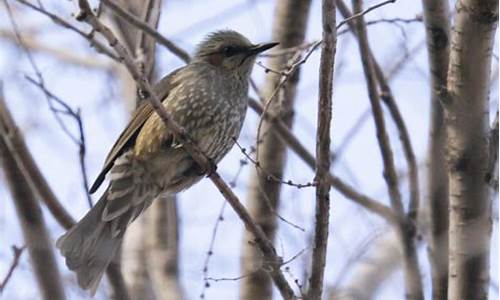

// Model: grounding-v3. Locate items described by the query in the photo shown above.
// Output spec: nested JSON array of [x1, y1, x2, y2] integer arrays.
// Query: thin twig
[[0, 245, 25, 293], [101, 0, 190, 63], [0, 84, 65, 299], [248, 98, 397, 223], [255, 41, 321, 162], [24, 76, 93, 207], [4, 0, 93, 208], [200, 201, 226, 299], [233, 138, 315, 189], [13, 0, 120, 61], [0, 80, 130, 298], [337, 0, 396, 29]]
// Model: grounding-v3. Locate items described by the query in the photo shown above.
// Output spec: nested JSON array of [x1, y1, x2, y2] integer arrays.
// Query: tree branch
[[307, 0, 336, 299], [74, 1, 296, 298], [241, 1, 312, 298], [350, 0, 423, 299], [13, 0, 120, 61], [0, 86, 66, 300], [0, 245, 25, 294], [101, 0, 190, 63], [337, 0, 420, 222], [248, 98, 397, 223]]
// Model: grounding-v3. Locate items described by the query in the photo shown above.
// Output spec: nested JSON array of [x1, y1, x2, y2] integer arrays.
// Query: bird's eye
[[222, 46, 238, 57]]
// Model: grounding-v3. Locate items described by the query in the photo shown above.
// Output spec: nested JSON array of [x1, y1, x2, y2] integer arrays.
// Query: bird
[[56, 30, 278, 295]]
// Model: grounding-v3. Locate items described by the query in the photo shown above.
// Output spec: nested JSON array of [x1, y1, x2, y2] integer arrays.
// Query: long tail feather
[[56, 193, 123, 296]]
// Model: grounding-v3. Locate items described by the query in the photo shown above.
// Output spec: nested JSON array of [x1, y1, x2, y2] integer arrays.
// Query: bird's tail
[[56, 192, 122, 296]]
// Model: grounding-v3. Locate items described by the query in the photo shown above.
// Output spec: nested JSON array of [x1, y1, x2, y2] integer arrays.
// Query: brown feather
[[89, 67, 184, 194]]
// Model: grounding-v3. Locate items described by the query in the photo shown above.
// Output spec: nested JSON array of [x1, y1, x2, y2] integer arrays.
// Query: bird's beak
[[247, 42, 279, 56]]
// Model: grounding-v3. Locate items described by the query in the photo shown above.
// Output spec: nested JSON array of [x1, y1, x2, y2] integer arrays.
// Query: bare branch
[[0, 87, 66, 300], [24, 76, 93, 208], [101, 0, 190, 63], [337, 0, 420, 223], [241, 2, 312, 298], [307, 0, 336, 299], [0, 245, 25, 293], [200, 201, 226, 299], [337, 0, 396, 29], [13, 0, 120, 61], [350, 0, 423, 298], [248, 98, 397, 223], [233, 138, 316, 189], [0, 79, 130, 298]]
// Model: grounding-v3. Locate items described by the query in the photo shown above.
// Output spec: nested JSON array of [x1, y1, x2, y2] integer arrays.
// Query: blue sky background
[[0, 0, 498, 299]]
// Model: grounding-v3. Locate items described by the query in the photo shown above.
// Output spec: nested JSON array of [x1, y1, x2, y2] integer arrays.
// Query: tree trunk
[[445, 1, 498, 299], [240, 1, 311, 299], [421, 0, 451, 299]]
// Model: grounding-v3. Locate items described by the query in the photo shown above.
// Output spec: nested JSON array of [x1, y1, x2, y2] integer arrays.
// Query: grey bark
[[421, 0, 451, 299], [240, 1, 311, 299], [445, 1, 498, 299]]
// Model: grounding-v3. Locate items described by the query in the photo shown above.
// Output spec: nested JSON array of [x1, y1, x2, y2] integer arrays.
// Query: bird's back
[[134, 62, 249, 164]]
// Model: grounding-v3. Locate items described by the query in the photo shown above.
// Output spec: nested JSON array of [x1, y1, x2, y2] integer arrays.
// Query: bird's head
[[194, 30, 278, 78]]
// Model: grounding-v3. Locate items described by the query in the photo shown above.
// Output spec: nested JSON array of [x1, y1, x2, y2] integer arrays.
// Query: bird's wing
[[89, 67, 184, 194]]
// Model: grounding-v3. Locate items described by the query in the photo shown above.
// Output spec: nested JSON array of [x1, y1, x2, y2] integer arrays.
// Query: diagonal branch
[[0, 86, 66, 300], [0, 245, 25, 293], [17, 0, 397, 225], [13, 0, 120, 61], [337, 0, 420, 221], [350, 0, 423, 299], [101, 0, 190, 63], [74, 1, 296, 298]]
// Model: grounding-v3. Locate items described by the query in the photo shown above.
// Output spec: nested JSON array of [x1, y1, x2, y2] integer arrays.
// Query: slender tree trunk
[[0, 90, 66, 300], [307, 0, 336, 298], [445, 1, 498, 299], [239, 1, 311, 299], [421, 1, 451, 299]]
